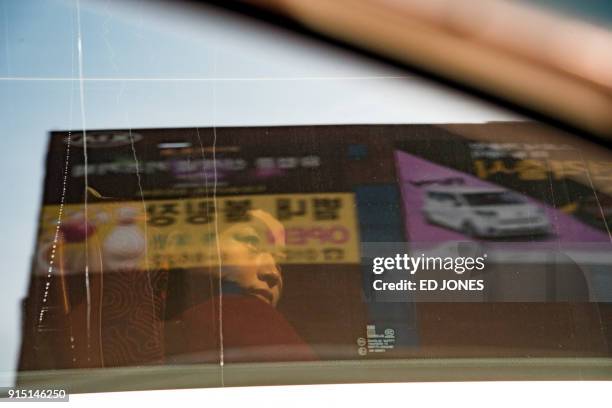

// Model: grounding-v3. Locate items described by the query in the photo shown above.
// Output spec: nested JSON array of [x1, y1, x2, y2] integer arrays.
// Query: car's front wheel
[[461, 221, 478, 237]]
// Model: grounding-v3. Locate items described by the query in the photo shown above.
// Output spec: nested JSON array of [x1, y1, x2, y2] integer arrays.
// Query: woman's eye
[[234, 234, 261, 247]]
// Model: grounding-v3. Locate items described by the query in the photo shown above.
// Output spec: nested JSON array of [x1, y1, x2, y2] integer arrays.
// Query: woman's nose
[[257, 253, 282, 288]]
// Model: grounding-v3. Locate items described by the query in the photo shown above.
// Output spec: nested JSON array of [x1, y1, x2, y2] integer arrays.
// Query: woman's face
[[217, 218, 285, 307]]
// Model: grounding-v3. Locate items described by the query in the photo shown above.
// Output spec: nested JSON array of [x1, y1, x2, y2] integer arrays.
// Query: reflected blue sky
[[529, 0, 612, 27]]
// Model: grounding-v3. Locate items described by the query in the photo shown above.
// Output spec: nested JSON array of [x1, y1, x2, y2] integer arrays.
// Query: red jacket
[[178, 294, 318, 363]]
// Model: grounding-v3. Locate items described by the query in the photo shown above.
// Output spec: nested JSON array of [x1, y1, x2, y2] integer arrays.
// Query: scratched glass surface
[[1, 0, 611, 393]]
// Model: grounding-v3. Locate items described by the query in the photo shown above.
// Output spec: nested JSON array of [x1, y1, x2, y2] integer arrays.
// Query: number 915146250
[[4, 388, 68, 401]]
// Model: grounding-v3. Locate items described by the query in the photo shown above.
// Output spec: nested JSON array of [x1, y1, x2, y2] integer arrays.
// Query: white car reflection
[[422, 186, 550, 238]]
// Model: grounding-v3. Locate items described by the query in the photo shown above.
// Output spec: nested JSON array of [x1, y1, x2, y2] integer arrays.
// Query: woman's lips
[[247, 288, 273, 305]]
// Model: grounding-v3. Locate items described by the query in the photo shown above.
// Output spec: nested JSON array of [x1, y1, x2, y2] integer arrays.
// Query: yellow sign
[[38, 193, 360, 270]]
